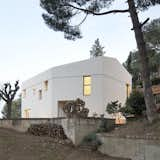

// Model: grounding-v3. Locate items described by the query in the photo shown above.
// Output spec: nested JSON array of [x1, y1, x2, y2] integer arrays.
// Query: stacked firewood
[[28, 123, 67, 140]]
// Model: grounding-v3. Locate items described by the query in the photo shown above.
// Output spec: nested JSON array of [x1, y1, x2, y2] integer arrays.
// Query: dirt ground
[[106, 118, 160, 137], [0, 128, 128, 160]]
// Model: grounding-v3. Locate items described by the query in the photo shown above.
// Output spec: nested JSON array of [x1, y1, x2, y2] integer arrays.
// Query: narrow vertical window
[[38, 89, 42, 100], [155, 94, 160, 104], [126, 83, 131, 98], [24, 108, 30, 118], [33, 88, 36, 95], [83, 76, 91, 96], [44, 80, 48, 91], [23, 89, 26, 98]]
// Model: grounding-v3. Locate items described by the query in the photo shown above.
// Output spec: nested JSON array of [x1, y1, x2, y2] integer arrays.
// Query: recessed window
[[33, 88, 36, 95], [38, 89, 42, 100], [155, 94, 160, 104], [83, 76, 91, 96], [44, 80, 48, 91], [24, 108, 31, 118], [126, 83, 131, 98], [22, 89, 26, 98]]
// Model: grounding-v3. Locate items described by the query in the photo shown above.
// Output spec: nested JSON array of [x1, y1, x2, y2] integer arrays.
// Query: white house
[[21, 56, 132, 118]]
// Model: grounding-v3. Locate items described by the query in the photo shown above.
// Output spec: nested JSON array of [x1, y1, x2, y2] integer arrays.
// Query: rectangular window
[[33, 88, 36, 95], [22, 89, 26, 98], [44, 80, 48, 91], [24, 108, 31, 118], [126, 83, 131, 98], [38, 89, 42, 100], [83, 76, 91, 96], [155, 94, 160, 104]]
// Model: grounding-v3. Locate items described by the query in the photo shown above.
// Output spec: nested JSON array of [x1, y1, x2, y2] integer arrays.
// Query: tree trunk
[[127, 0, 159, 123], [7, 101, 12, 119]]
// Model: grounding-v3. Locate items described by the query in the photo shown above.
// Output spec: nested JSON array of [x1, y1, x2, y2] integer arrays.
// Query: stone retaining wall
[[0, 118, 114, 146], [97, 134, 160, 160]]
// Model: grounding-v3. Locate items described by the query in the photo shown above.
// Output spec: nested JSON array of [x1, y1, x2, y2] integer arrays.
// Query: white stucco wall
[[102, 58, 132, 117], [21, 56, 132, 118]]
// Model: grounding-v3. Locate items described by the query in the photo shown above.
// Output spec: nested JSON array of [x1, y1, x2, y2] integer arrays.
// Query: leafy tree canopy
[[144, 18, 160, 50], [123, 18, 160, 87]]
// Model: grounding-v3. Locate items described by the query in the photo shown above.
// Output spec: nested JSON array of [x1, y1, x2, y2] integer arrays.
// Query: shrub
[[97, 117, 115, 133], [119, 105, 134, 117], [82, 132, 102, 150], [97, 118, 108, 132], [125, 91, 146, 116], [106, 100, 122, 115]]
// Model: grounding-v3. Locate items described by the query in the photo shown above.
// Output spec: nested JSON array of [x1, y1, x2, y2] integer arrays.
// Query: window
[[155, 94, 160, 104], [38, 89, 42, 100], [24, 108, 31, 118], [22, 89, 26, 98], [44, 80, 48, 91], [33, 88, 36, 95], [83, 76, 91, 96], [126, 83, 131, 98]]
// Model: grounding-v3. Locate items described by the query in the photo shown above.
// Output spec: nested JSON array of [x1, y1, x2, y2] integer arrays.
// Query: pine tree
[[90, 39, 105, 58], [40, 0, 160, 123]]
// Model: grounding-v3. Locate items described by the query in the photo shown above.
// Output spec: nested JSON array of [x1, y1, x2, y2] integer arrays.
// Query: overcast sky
[[0, 0, 159, 109]]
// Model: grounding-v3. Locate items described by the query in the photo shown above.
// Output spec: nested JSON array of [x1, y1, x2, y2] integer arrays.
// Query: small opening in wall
[[33, 88, 36, 95], [44, 80, 48, 91], [38, 89, 42, 100], [23, 89, 26, 98]]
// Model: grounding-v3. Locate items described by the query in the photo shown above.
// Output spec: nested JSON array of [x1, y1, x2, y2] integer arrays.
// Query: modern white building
[[21, 56, 132, 118]]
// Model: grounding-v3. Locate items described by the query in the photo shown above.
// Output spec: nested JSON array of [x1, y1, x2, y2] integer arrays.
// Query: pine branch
[[65, 3, 129, 16]]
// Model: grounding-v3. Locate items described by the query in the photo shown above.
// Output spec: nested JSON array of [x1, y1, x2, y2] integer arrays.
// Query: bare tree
[[0, 81, 20, 119]]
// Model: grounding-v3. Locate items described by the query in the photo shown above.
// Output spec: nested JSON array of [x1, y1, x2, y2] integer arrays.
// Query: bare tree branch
[[141, 18, 150, 27], [131, 18, 150, 30], [73, 13, 88, 27], [0, 91, 8, 102]]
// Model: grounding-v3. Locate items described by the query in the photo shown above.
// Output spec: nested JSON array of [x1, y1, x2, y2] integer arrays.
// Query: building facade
[[21, 57, 132, 118]]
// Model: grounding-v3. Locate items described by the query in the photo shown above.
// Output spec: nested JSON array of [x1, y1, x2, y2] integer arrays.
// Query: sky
[[0, 1, 160, 111]]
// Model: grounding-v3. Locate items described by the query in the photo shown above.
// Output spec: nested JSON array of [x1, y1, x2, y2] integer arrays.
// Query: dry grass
[[0, 128, 128, 160], [106, 118, 160, 138]]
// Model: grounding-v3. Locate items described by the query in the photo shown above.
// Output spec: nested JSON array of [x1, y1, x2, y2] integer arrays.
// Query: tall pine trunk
[[7, 101, 12, 119], [127, 0, 158, 123]]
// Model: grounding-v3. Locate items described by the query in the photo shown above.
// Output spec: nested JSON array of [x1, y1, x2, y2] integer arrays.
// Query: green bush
[[119, 105, 134, 117], [125, 91, 146, 116], [82, 132, 102, 147], [106, 100, 122, 114], [97, 117, 115, 133], [97, 118, 108, 132]]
